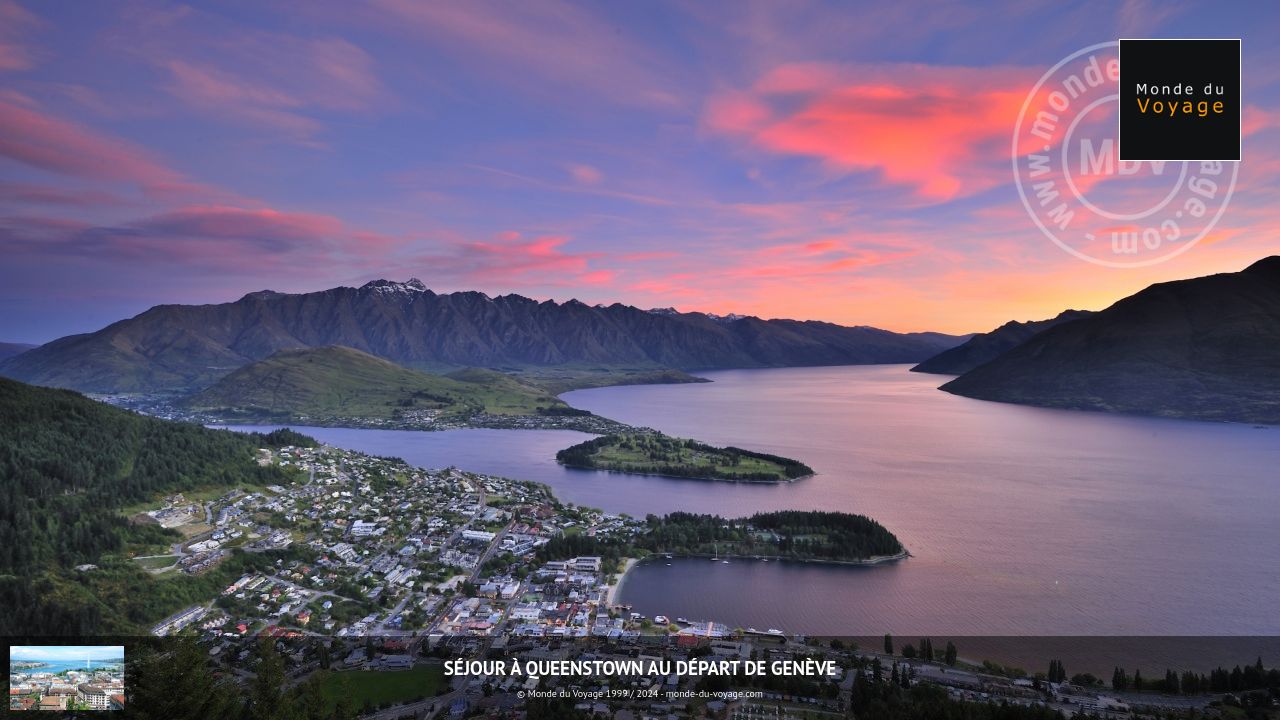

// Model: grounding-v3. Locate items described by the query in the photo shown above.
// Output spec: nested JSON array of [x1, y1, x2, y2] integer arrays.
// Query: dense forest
[[0, 377, 313, 633], [556, 432, 814, 482], [538, 510, 904, 564]]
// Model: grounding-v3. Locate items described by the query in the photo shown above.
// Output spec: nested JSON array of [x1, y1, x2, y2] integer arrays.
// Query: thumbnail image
[[8, 646, 125, 712]]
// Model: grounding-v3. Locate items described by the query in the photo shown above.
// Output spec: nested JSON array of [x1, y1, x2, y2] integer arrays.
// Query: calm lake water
[[229, 364, 1280, 638]]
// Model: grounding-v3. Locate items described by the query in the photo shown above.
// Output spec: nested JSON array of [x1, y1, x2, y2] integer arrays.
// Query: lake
[[228, 364, 1280, 637]]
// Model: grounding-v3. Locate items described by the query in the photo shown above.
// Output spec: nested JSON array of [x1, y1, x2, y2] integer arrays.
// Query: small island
[[555, 432, 814, 483]]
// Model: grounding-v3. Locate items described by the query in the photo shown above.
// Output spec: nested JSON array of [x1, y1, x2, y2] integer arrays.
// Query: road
[[468, 522, 513, 583]]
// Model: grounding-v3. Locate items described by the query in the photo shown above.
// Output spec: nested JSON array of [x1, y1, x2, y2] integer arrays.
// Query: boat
[[766, 628, 783, 635], [721, 559, 730, 564]]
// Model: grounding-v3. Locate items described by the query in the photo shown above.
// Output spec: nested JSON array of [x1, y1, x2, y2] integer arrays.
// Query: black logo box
[[1119, 39, 1241, 161]]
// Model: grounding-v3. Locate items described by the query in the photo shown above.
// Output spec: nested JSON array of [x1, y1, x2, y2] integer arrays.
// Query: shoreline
[[604, 557, 640, 606], [633, 549, 910, 569], [606, 549, 909, 613]]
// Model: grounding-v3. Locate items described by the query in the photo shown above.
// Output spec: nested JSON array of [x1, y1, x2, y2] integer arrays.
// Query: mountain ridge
[[0, 342, 36, 361], [911, 309, 1094, 375], [0, 281, 970, 393], [940, 257, 1280, 424]]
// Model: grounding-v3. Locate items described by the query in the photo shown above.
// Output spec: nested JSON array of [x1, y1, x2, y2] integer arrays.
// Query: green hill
[[0, 376, 311, 634], [184, 345, 572, 422]]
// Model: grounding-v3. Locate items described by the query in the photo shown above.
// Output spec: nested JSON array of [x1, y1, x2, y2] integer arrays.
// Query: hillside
[[556, 432, 814, 482], [911, 310, 1093, 375], [941, 257, 1280, 423], [0, 376, 311, 633], [0, 279, 967, 393], [184, 345, 569, 422]]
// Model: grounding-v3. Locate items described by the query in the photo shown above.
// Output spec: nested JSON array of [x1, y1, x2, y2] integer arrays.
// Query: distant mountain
[[911, 310, 1093, 375], [185, 345, 566, 420], [941, 257, 1280, 424], [0, 279, 969, 393], [0, 342, 35, 361]]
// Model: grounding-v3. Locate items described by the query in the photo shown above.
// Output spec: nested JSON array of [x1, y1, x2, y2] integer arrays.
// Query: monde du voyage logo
[[1013, 40, 1241, 267]]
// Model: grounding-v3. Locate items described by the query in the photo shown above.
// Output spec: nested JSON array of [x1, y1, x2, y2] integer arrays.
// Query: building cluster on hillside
[[142, 444, 647, 649]]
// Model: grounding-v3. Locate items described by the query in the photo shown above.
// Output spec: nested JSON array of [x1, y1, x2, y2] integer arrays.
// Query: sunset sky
[[2, 0, 1278, 344]]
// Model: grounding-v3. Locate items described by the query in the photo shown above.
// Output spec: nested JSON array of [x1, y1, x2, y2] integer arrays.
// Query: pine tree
[[126, 638, 241, 720], [249, 640, 289, 720], [944, 641, 958, 666], [884, 633, 894, 655]]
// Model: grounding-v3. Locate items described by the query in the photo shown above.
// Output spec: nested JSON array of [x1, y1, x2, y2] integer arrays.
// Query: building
[[151, 604, 207, 636], [350, 520, 379, 537], [78, 684, 113, 710], [40, 695, 68, 710], [461, 529, 496, 543]]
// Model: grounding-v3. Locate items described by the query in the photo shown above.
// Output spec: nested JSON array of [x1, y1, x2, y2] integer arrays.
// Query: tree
[[126, 638, 241, 720], [884, 633, 894, 655], [944, 641, 957, 667], [330, 674, 357, 720], [1111, 668, 1129, 691], [1133, 668, 1143, 692], [248, 640, 289, 720]]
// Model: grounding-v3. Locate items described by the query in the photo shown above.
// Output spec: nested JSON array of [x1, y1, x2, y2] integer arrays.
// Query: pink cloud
[[0, 0, 40, 71], [3, 204, 399, 274], [567, 164, 603, 185], [409, 232, 608, 288], [137, 206, 345, 242], [706, 62, 1037, 201], [0, 99, 206, 197], [0, 182, 126, 208]]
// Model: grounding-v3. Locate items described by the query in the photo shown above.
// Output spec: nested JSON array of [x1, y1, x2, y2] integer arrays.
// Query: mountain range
[[0, 279, 968, 393], [910, 310, 1093, 375], [940, 257, 1280, 424]]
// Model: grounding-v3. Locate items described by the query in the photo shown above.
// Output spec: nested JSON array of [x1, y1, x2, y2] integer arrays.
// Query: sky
[[10, 645, 125, 662], [1, 0, 1278, 344]]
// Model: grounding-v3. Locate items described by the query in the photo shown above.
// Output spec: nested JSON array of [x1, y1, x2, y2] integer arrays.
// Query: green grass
[[134, 555, 179, 570], [509, 365, 710, 394], [312, 666, 448, 713], [186, 346, 567, 420]]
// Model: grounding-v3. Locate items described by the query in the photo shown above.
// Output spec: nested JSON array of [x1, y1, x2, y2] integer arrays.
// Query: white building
[[77, 685, 111, 710], [461, 529, 496, 543]]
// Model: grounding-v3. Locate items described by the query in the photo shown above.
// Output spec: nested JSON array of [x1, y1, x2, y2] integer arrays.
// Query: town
[[115, 444, 1278, 719]]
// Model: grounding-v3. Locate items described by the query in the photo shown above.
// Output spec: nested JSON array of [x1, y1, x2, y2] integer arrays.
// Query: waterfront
[[228, 363, 1280, 636]]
